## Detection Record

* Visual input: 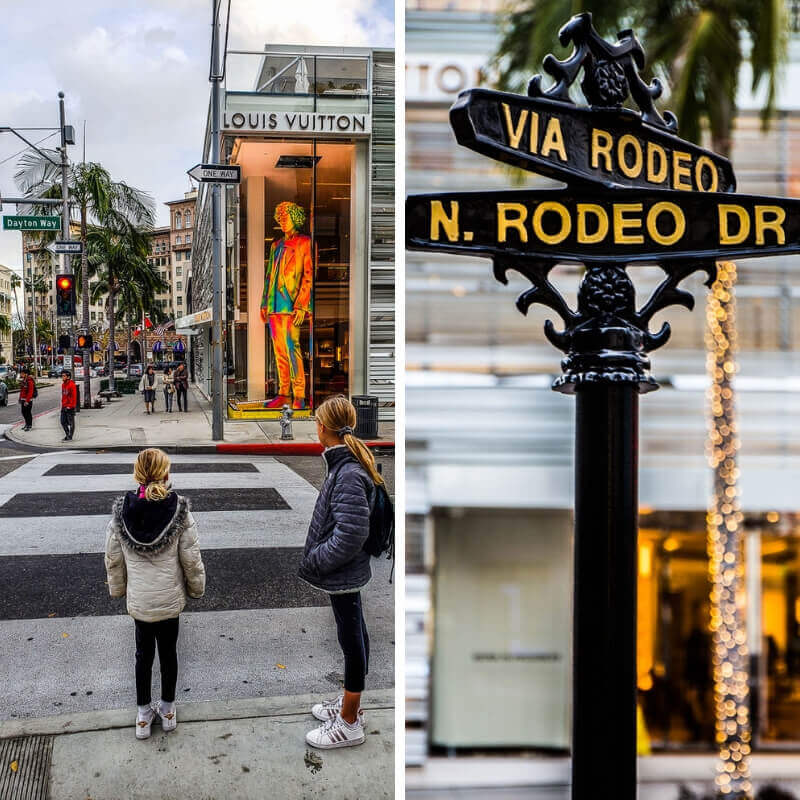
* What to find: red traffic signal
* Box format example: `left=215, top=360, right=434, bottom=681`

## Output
left=55, top=274, right=75, bottom=316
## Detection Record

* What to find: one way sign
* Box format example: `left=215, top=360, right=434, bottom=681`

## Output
left=187, top=163, right=241, bottom=184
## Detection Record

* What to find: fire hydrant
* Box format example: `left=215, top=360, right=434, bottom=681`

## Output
left=279, top=404, right=294, bottom=440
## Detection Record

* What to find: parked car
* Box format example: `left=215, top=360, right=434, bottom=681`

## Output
left=48, top=367, right=61, bottom=378
left=0, top=365, right=16, bottom=382
left=95, top=365, right=108, bottom=377
left=129, top=363, right=143, bottom=377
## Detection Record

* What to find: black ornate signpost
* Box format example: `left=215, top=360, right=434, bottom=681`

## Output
left=405, top=11, right=800, bottom=798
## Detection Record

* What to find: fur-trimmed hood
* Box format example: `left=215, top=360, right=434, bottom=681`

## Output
left=112, top=493, right=190, bottom=555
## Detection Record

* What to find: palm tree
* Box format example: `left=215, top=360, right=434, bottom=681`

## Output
left=13, top=152, right=155, bottom=406
left=87, top=221, right=166, bottom=391
left=493, top=5, right=787, bottom=798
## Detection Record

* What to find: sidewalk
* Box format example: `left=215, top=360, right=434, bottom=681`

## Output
left=1, top=690, right=394, bottom=799
left=6, top=385, right=395, bottom=451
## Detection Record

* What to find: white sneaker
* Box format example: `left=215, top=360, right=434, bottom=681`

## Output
left=156, top=700, right=177, bottom=732
left=311, top=695, right=365, bottom=723
left=135, top=704, right=156, bottom=739
left=305, top=712, right=366, bottom=749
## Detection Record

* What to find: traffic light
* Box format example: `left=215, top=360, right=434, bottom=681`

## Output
left=76, top=333, right=93, bottom=349
left=58, top=334, right=71, bottom=351
left=55, top=274, right=75, bottom=316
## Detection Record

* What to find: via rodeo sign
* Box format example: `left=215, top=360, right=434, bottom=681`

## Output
left=407, top=13, right=800, bottom=301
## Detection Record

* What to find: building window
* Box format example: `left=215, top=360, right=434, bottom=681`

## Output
left=91, top=312, right=96, bottom=321
left=175, top=212, right=182, bottom=229
left=176, top=235, right=182, bottom=246
left=177, top=282, right=182, bottom=291
left=177, top=296, right=183, bottom=305
left=185, top=211, right=191, bottom=227
left=186, top=233, right=191, bottom=244
left=176, top=267, right=182, bottom=276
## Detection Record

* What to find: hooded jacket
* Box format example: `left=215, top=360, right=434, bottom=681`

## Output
left=104, top=491, right=206, bottom=622
left=298, top=446, right=375, bottom=593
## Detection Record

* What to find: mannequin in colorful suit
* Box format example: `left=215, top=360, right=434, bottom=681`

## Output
left=260, top=201, right=313, bottom=409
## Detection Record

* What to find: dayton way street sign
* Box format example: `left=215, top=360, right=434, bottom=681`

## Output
left=3, top=215, right=61, bottom=232
left=187, top=163, right=241, bottom=184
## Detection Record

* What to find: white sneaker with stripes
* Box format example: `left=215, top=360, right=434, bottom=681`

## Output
left=311, top=695, right=365, bottom=723
left=305, top=712, right=366, bottom=749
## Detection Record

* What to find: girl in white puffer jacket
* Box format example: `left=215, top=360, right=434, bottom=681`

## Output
left=104, top=448, right=206, bottom=739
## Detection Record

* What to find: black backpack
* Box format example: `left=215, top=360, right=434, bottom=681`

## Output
left=31, top=377, right=38, bottom=399
left=364, top=482, right=394, bottom=559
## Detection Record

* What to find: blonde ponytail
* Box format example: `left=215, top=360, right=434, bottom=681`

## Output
left=316, top=396, right=384, bottom=486
left=133, top=448, right=172, bottom=501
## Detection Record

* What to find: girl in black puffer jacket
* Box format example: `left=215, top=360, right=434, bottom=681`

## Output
left=300, top=395, right=384, bottom=750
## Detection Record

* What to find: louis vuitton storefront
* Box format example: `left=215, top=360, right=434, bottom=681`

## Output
left=189, top=45, right=395, bottom=419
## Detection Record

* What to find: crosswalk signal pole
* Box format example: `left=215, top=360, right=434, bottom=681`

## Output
left=209, top=0, right=224, bottom=441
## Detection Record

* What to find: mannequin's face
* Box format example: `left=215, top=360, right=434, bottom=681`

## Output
left=275, top=208, right=296, bottom=235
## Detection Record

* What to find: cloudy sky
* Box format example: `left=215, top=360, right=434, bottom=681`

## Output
left=0, top=0, right=394, bottom=275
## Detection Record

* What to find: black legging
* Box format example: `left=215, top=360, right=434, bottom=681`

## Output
left=330, top=592, right=370, bottom=693
left=134, top=616, right=180, bottom=705
left=176, top=385, right=188, bottom=411
left=20, top=401, right=32, bottom=428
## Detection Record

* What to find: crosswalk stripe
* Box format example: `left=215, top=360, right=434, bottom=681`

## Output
left=0, top=547, right=324, bottom=621
left=0, top=488, right=290, bottom=517
left=43, top=462, right=260, bottom=476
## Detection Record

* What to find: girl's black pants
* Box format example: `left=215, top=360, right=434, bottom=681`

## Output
left=330, top=592, right=370, bottom=693
left=134, top=616, right=179, bottom=706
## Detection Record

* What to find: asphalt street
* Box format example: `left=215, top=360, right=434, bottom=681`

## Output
left=0, top=451, right=395, bottom=721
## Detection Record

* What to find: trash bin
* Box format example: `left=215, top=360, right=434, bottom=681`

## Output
left=352, top=395, right=379, bottom=439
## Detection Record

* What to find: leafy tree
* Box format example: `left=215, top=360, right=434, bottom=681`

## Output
left=87, top=221, right=166, bottom=391
left=14, top=153, right=155, bottom=405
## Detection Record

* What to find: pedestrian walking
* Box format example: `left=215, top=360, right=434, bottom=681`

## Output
left=139, top=365, right=157, bottom=414
left=18, top=366, right=35, bottom=431
left=60, top=370, right=77, bottom=441
left=161, top=366, right=175, bottom=412
left=299, top=395, right=384, bottom=749
left=103, top=448, right=206, bottom=740
left=174, top=362, right=188, bottom=412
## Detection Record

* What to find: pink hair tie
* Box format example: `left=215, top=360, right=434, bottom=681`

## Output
left=138, top=484, right=147, bottom=499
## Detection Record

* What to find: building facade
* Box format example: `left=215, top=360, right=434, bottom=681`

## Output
left=147, top=225, right=172, bottom=318
left=165, top=190, right=196, bottom=320
left=406, top=0, right=800, bottom=786
left=187, top=44, right=395, bottom=419
left=0, top=264, right=15, bottom=363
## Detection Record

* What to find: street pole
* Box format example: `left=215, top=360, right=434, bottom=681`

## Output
left=58, top=91, right=70, bottom=379
left=209, top=0, right=224, bottom=440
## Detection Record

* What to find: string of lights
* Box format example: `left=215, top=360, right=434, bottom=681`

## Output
left=705, top=261, right=751, bottom=797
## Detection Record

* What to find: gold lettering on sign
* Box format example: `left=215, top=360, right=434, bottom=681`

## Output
left=617, top=135, right=643, bottom=179
left=529, top=111, right=539, bottom=154
left=718, top=205, right=750, bottom=245
left=541, top=118, right=567, bottom=161
left=592, top=129, right=613, bottom=171
left=614, top=204, right=645, bottom=244
left=694, top=156, right=718, bottom=192
left=501, top=103, right=529, bottom=150
left=672, top=151, right=692, bottom=190
left=646, top=202, right=686, bottom=246
left=577, top=204, right=609, bottom=244
left=755, top=205, right=786, bottom=245
left=647, top=143, right=668, bottom=184
left=532, top=202, right=571, bottom=244
left=497, top=203, right=528, bottom=243
left=430, top=200, right=460, bottom=242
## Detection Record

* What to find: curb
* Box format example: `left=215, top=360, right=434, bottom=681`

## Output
left=0, top=689, right=395, bottom=739
left=216, top=441, right=395, bottom=455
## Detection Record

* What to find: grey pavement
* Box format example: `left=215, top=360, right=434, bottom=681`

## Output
left=0, top=451, right=395, bottom=796
left=2, top=691, right=394, bottom=800
left=5, top=382, right=395, bottom=450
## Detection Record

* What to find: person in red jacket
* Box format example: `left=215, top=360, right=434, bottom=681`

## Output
left=18, top=366, right=34, bottom=431
left=60, top=370, right=77, bottom=441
